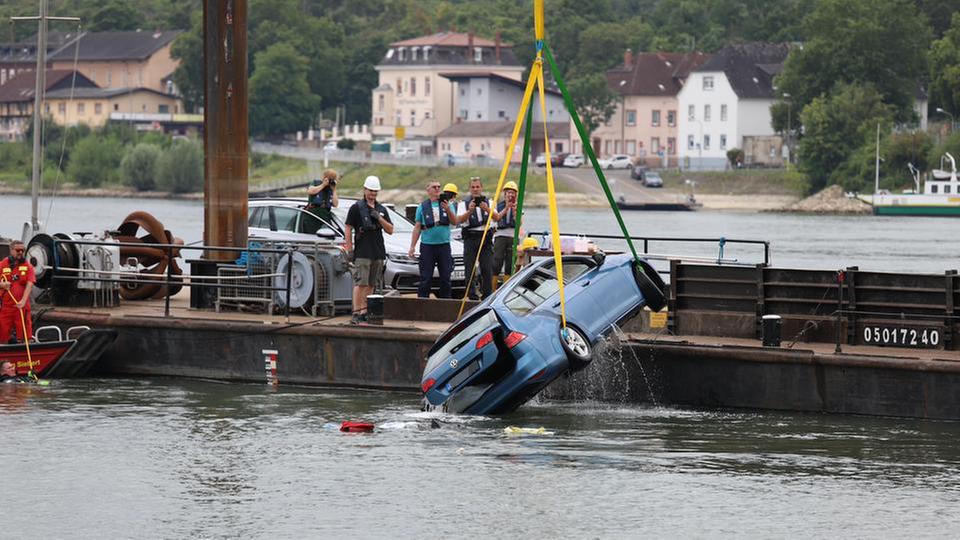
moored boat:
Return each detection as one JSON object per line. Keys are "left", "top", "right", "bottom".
{"left": 870, "top": 153, "right": 960, "bottom": 216}
{"left": 0, "top": 326, "right": 117, "bottom": 378}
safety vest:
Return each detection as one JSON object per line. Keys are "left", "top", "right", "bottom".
{"left": 419, "top": 199, "right": 450, "bottom": 229}
{"left": 309, "top": 183, "right": 334, "bottom": 209}
{"left": 497, "top": 201, "right": 516, "bottom": 229}
{"left": 466, "top": 196, "right": 490, "bottom": 229}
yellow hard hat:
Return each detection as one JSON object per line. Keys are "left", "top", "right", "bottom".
{"left": 443, "top": 182, "right": 459, "bottom": 195}
{"left": 504, "top": 181, "right": 518, "bottom": 192}
{"left": 521, "top": 237, "right": 539, "bottom": 250}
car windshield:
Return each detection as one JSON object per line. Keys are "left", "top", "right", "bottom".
{"left": 647, "top": 173, "right": 662, "bottom": 180}
{"left": 332, "top": 200, "right": 414, "bottom": 233}
{"left": 425, "top": 309, "right": 499, "bottom": 373}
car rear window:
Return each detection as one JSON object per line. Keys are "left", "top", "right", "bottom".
{"left": 504, "top": 260, "right": 595, "bottom": 315}
{"left": 425, "top": 310, "right": 499, "bottom": 373}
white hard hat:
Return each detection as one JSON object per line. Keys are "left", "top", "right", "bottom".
{"left": 363, "top": 175, "right": 382, "bottom": 191}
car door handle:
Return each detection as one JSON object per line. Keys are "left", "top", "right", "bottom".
{"left": 581, "top": 280, "right": 591, "bottom": 286}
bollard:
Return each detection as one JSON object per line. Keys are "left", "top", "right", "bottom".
{"left": 366, "top": 294, "right": 384, "bottom": 325}
{"left": 761, "top": 315, "right": 781, "bottom": 347}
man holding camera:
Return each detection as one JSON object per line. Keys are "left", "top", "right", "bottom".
{"left": 409, "top": 180, "right": 460, "bottom": 298}
{"left": 306, "top": 168, "right": 339, "bottom": 223}
{"left": 458, "top": 176, "right": 494, "bottom": 299}
{"left": 344, "top": 176, "right": 393, "bottom": 325}
{"left": 492, "top": 181, "right": 522, "bottom": 280}
{"left": 0, "top": 240, "right": 35, "bottom": 343}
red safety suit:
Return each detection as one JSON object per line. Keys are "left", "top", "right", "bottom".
{"left": 0, "top": 256, "right": 35, "bottom": 343}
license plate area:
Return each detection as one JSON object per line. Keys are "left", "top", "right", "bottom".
{"left": 446, "top": 358, "right": 482, "bottom": 390}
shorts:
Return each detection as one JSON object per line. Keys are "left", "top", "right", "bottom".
{"left": 352, "top": 258, "right": 385, "bottom": 287}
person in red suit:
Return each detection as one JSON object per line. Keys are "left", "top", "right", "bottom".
{"left": 0, "top": 240, "right": 36, "bottom": 344}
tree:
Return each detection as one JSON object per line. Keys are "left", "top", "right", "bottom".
{"left": 929, "top": 13, "right": 960, "bottom": 119}
{"left": 248, "top": 42, "right": 320, "bottom": 137}
{"left": 156, "top": 140, "right": 203, "bottom": 193}
{"left": 121, "top": 143, "right": 162, "bottom": 191}
{"left": 776, "top": 0, "right": 931, "bottom": 124}
{"left": 797, "top": 82, "right": 893, "bottom": 192}
{"left": 88, "top": 0, "right": 145, "bottom": 31}
{"left": 170, "top": 12, "right": 203, "bottom": 113}
{"left": 568, "top": 74, "right": 617, "bottom": 143}
{"left": 68, "top": 136, "right": 124, "bottom": 188}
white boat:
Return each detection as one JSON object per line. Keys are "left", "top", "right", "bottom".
{"left": 870, "top": 153, "right": 960, "bottom": 216}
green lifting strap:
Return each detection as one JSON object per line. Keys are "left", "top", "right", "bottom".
{"left": 543, "top": 44, "right": 641, "bottom": 262}
{"left": 511, "top": 100, "right": 535, "bottom": 272}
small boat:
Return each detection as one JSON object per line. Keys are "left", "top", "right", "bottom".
{"left": 0, "top": 326, "right": 117, "bottom": 378}
{"left": 870, "top": 153, "right": 960, "bottom": 216}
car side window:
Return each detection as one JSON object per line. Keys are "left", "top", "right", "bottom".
{"left": 274, "top": 207, "right": 299, "bottom": 232}
{"left": 298, "top": 210, "right": 338, "bottom": 236}
{"left": 248, "top": 207, "right": 262, "bottom": 226}
{"left": 504, "top": 271, "right": 561, "bottom": 315}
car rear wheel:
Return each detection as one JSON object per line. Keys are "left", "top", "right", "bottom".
{"left": 561, "top": 325, "right": 592, "bottom": 369}
{"left": 633, "top": 260, "right": 668, "bottom": 312}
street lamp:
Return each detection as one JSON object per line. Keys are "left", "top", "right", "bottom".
{"left": 936, "top": 107, "right": 955, "bottom": 134}
{"left": 782, "top": 92, "right": 792, "bottom": 164}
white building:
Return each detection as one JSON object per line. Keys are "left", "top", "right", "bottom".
{"left": 677, "top": 43, "right": 791, "bottom": 170}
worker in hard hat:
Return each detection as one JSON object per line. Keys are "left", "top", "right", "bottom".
{"left": 456, "top": 176, "right": 494, "bottom": 300}
{"left": 409, "top": 180, "right": 460, "bottom": 298}
{"left": 491, "top": 181, "right": 524, "bottom": 282}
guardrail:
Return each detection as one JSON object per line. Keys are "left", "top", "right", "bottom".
{"left": 252, "top": 142, "right": 509, "bottom": 169}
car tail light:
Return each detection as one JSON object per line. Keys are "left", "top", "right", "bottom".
{"left": 475, "top": 331, "right": 494, "bottom": 350}
{"left": 421, "top": 378, "right": 436, "bottom": 393}
{"left": 530, "top": 367, "right": 547, "bottom": 381}
{"left": 504, "top": 331, "right": 526, "bottom": 349}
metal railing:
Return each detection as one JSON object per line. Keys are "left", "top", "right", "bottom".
{"left": 50, "top": 237, "right": 312, "bottom": 321}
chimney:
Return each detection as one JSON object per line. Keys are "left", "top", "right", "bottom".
{"left": 624, "top": 48, "right": 634, "bottom": 69}
{"left": 467, "top": 31, "right": 474, "bottom": 63}
{"left": 495, "top": 31, "right": 502, "bottom": 63}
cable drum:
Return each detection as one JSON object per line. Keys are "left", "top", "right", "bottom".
{"left": 27, "top": 232, "right": 79, "bottom": 289}
{"left": 274, "top": 251, "right": 314, "bottom": 309}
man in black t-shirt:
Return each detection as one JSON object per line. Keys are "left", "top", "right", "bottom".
{"left": 344, "top": 175, "right": 394, "bottom": 324}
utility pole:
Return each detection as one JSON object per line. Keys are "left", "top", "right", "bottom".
{"left": 11, "top": 0, "right": 80, "bottom": 238}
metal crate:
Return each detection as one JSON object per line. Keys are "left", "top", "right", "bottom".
{"left": 215, "top": 257, "right": 276, "bottom": 314}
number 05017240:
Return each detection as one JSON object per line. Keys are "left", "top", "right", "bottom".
{"left": 861, "top": 326, "right": 941, "bottom": 348}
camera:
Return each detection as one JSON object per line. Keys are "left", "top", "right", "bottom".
{"left": 361, "top": 205, "right": 380, "bottom": 231}
{"left": 472, "top": 196, "right": 486, "bottom": 207}
{"left": 439, "top": 191, "right": 455, "bottom": 203}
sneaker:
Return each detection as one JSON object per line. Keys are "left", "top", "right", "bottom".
{"left": 350, "top": 313, "right": 362, "bottom": 325}
{"left": 359, "top": 312, "right": 369, "bottom": 323}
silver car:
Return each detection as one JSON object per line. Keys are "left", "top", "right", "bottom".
{"left": 247, "top": 198, "right": 466, "bottom": 292}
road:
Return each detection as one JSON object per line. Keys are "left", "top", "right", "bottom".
{"left": 551, "top": 165, "right": 689, "bottom": 205}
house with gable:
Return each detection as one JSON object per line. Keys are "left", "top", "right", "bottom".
{"left": 586, "top": 50, "right": 710, "bottom": 167}
{"left": 677, "top": 42, "right": 791, "bottom": 170}
{"left": 371, "top": 31, "right": 525, "bottom": 154}
{"left": 0, "top": 69, "right": 96, "bottom": 140}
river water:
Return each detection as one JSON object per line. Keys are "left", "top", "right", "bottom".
{"left": 2, "top": 196, "right": 960, "bottom": 536}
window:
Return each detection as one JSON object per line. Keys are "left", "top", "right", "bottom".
{"left": 703, "top": 76, "right": 714, "bottom": 90}
{"left": 248, "top": 207, "right": 265, "bottom": 228}
{"left": 95, "top": 103, "right": 102, "bottom": 115}
{"left": 704, "top": 105, "right": 711, "bottom": 122}
{"left": 720, "top": 134, "right": 727, "bottom": 150}
{"left": 626, "top": 110, "right": 637, "bottom": 126}
{"left": 932, "top": 184, "right": 939, "bottom": 194}
{"left": 410, "top": 77, "right": 416, "bottom": 96}
{"left": 947, "top": 185, "right": 953, "bottom": 194}
{"left": 113, "top": 103, "right": 119, "bottom": 111}
{"left": 688, "top": 105, "right": 695, "bottom": 120}
{"left": 703, "top": 134, "right": 711, "bottom": 150}
{"left": 298, "top": 210, "right": 337, "bottom": 236}
{"left": 396, "top": 78, "right": 403, "bottom": 96}
{"left": 720, "top": 104, "right": 728, "bottom": 122}
{"left": 460, "top": 86, "right": 466, "bottom": 96}
{"left": 614, "top": 140, "right": 621, "bottom": 154}
{"left": 107, "top": 71, "right": 111, "bottom": 85}
{"left": 424, "top": 111, "right": 431, "bottom": 119}
{"left": 76, "top": 103, "right": 84, "bottom": 115}
{"left": 425, "top": 77, "right": 431, "bottom": 96}
{"left": 476, "top": 87, "right": 482, "bottom": 96}
{"left": 464, "top": 142, "right": 471, "bottom": 153}
{"left": 626, "top": 140, "right": 636, "bottom": 155}
{"left": 274, "top": 207, "right": 299, "bottom": 232}
{"left": 668, "top": 110, "right": 676, "bottom": 127}
{"left": 605, "top": 140, "right": 611, "bottom": 154}
{"left": 651, "top": 138, "right": 660, "bottom": 154}
{"left": 667, "top": 137, "right": 676, "bottom": 155}
{"left": 651, "top": 110, "right": 660, "bottom": 127}
{"left": 396, "top": 111, "right": 401, "bottom": 126}
{"left": 378, "top": 95, "right": 384, "bottom": 112}
{"left": 475, "top": 111, "right": 482, "bottom": 119}
{"left": 58, "top": 103, "right": 66, "bottom": 114}
{"left": 474, "top": 47, "right": 483, "bottom": 62}
{"left": 398, "top": 47, "right": 406, "bottom": 61}
{"left": 688, "top": 135, "right": 694, "bottom": 149}
{"left": 410, "top": 110, "right": 416, "bottom": 127}
{"left": 411, "top": 47, "right": 419, "bottom": 61}
{"left": 158, "top": 104, "right": 169, "bottom": 114}
{"left": 498, "top": 110, "right": 506, "bottom": 118}
{"left": 555, "top": 142, "right": 564, "bottom": 153}
{"left": 460, "top": 109, "right": 468, "bottom": 119}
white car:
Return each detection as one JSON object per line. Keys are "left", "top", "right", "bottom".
{"left": 598, "top": 154, "right": 633, "bottom": 169}
{"left": 394, "top": 147, "right": 418, "bottom": 158}
{"left": 563, "top": 153, "right": 585, "bottom": 167}
{"left": 322, "top": 141, "right": 339, "bottom": 151}
{"left": 535, "top": 154, "right": 547, "bottom": 167}
{"left": 247, "top": 198, "right": 466, "bottom": 293}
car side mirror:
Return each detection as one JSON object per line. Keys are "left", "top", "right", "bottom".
{"left": 316, "top": 228, "right": 337, "bottom": 239}
{"left": 591, "top": 252, "right": 606, "bottom": 266}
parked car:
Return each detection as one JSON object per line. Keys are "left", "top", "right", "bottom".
{"left": 322, "top": 141, "right": 339, "bottom": 151}
{"left": 441, "top": 152, "right": 470, "bottom": 166}
{"left": 642, "top": 171, "right": 663, "bottom": 188}
{"left": 598, "top": 154, "right": 633, "bottom": 169}
{"left": 551, "top": 152, "right": 570, "bottom": 167}
{"left": 535, "top": 154, "right": 547, "bottom": 167}
{"left": 247, "top": 198, "right": 466, "bottom": 293}
{"left": 420, "top": 253, "right": 667, "bottom": 415}
{"left": 394, "top": 147, "right": 418, "bottom": 158}
{"left": 563, "top": 153, "right": 585, "bottom": 168}
{"left": 630, "top": 164, "right": 647, "bottom": 181}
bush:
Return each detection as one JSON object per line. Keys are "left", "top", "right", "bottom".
{"left": 121, "top": 143, "right": 162, "bottom": 191}
{"left": 156, "top": 140, "right": 203, "bottom": 193}
{"left": 726, "top": 148, "right": 744, "bottom": 168}
{"left": 337, "top": 138, "right": 355, "bottom": 150}
{"left": 67, "top": 136, "right": 123, "bottom": 187}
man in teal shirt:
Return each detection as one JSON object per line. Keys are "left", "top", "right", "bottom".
{"left": 408, "top": 181, "right": 460, "bottom": 297}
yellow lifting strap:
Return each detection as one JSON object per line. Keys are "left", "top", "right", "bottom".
{"left": 4, "top": 288, "right": 36, "bottom": 380}
{"left": 534, "top": 0, "right": 545, "bottom": 42}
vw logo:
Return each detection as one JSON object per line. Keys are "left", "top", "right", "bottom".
{"left": 449, "top": 359, "right": 458, "bottom": 369}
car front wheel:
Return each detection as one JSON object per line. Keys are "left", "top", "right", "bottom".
{"left": 561, "top": 325, "right": 592, "bottom": 370}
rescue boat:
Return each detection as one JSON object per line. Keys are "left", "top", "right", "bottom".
{"left": 0, "top": 326, "right": 117, "bottom": 378}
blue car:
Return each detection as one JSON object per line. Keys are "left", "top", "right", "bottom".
{"left": 420, "top": 253, "right": 667, "bottom": 415}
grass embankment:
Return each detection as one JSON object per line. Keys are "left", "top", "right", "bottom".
{"left": 250, "top": 154, "right": 561, "bottom": 196}
{"left": 660, "top": 168, "right": 809, "bottom": 196}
